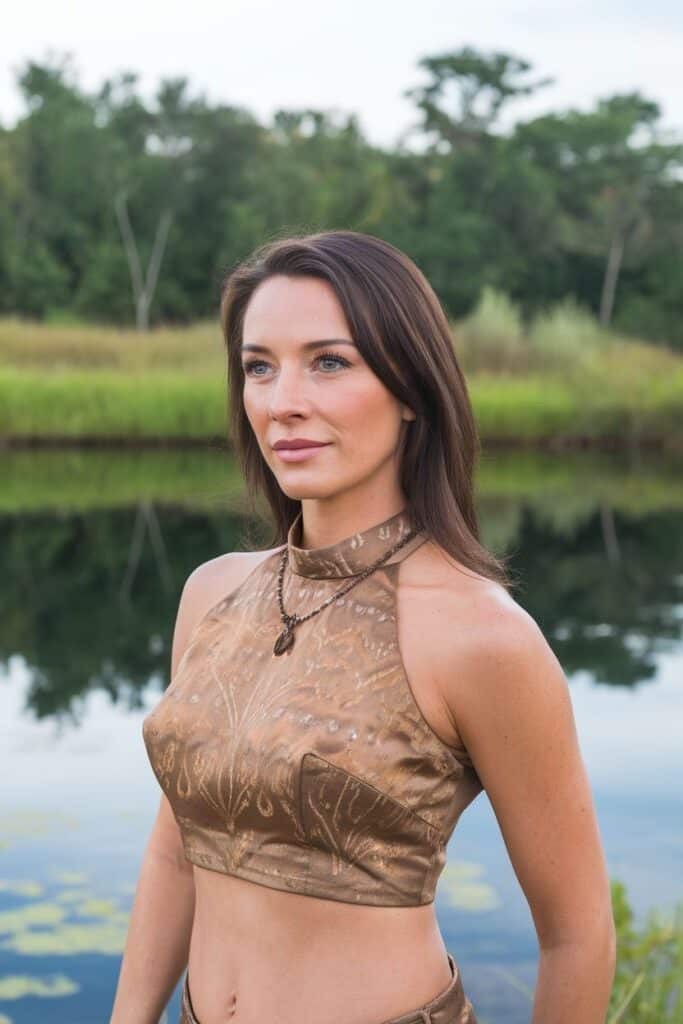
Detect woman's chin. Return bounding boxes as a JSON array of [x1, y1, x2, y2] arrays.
[[276, 476, 342, 502]]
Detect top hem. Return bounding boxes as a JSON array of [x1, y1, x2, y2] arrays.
[[182, 845, 436, 908]]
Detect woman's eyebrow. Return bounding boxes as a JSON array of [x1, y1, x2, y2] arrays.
[[241, 339, 356, 353]]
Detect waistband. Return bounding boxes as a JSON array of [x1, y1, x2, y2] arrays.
[[179, 951, 477, 1024]]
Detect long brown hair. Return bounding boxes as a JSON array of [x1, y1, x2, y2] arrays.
[[220, 228, 512, 590]]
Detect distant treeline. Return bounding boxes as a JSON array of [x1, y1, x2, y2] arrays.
[[1, 47, 682, 347]]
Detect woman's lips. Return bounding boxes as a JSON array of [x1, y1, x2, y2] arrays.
[[274, 443, 332, 462]]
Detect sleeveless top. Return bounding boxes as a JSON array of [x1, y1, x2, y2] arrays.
[[142, 507, 484, 907]]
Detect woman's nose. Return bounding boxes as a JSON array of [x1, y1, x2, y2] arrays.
[[267, 366, 309, 418]]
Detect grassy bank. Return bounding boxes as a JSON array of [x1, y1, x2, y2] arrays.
[[1, 300, 681, 449]]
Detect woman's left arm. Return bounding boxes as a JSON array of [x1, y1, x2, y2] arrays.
[[443, 592, 617, 1023]]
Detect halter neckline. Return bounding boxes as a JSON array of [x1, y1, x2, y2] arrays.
[[286, 507, 427, 579]]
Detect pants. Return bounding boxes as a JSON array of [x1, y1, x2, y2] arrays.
[[179, 951, 477, 1024]]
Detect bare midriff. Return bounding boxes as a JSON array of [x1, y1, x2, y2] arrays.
[[187, 868, 453, 1024]]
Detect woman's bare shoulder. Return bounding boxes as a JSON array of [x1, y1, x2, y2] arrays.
[[407, 547, 608, 948], [185, 545, 285, 620], [170, 544, 285, 676], [401, 537, 527, 638], [399, 538, 556, 734]]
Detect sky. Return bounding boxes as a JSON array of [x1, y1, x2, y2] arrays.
[[2, 0, 682, 147]]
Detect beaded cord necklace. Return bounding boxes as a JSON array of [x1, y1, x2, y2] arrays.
[[272, 524, 419, 656]]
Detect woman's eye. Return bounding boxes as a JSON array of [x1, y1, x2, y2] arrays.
[[315, 353, 351, 371], [242, 353, 351, 377], [242, 360, 268, 376]]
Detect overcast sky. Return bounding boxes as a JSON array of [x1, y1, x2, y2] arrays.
[[2, 0, 682, 147]]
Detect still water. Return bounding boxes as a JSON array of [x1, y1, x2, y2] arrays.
[[1, 447, 682, 1024]]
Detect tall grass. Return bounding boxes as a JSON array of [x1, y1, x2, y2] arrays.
[[452, 291, 683, 446], [0, 316, 223, 372], [608, 881, 683, 1023], [1, 304, 681, 448], [0, 367, 225, 440]]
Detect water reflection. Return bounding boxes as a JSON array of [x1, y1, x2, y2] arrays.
[[1, 447, 682, 1024], [2, 451, 681, 722]]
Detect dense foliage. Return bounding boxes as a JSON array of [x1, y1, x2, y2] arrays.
[[1, 47, 681, 347]]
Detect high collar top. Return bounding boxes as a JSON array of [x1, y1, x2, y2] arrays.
[[286, 507, 429, 580], [142, 498, 484, 911]]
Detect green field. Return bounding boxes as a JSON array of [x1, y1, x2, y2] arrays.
[[1, 308, 681, 449]]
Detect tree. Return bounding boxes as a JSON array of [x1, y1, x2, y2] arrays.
[[402, 46, 552, 152], [9, 55, 117, 313], [1, 51, 681, 340], [398, 48, 559, 316], [114, 191, 173, 331], [513, 93, 683, 326]]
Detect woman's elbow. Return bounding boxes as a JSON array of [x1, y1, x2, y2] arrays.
[[538, 894, 617, 959]]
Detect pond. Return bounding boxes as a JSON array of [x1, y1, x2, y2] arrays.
[[1, 446, 682, 1024]]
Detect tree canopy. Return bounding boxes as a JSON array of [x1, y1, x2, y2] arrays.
[[1, 48, 681, 348]]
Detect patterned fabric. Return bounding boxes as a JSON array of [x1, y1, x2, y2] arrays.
[[142, 507, 483, 907]]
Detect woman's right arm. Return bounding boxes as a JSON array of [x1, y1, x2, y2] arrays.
[[109, 795, 196, 1024], [110, 553, 258, 1024]]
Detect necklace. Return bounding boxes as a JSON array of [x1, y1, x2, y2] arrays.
[[273, 524, 419, 656]]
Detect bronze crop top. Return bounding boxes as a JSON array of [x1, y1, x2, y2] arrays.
[[142, 508, 483, 907]]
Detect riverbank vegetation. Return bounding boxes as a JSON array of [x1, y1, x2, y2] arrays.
[[607, 882, 683, 1023], [1, 292, 681, 448]]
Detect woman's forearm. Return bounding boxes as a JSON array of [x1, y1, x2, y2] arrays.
[[110, 845, 196, 1024], [532, 926, 616, 1024]]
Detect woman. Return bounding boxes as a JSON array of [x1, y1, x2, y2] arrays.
[[111, 230, 616, 1024]]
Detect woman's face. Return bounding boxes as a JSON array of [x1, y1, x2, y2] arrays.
[[240, 274, 415, 503]]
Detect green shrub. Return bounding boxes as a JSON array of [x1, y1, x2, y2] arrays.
[[456, 290, 619, 376], [608, 879, 683, 1023], [527, 296, 612, 372], [43, 307, 88, 327], [456, 286, 529, 374]]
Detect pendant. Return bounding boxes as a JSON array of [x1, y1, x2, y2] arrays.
[[273, 624, 295, 656]]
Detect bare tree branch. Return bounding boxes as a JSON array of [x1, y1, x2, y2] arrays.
[[115, 190, 144, 302], [115, 190, 173, 330]]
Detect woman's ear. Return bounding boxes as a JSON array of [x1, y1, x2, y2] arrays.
[[401, 404, 417, 422]]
